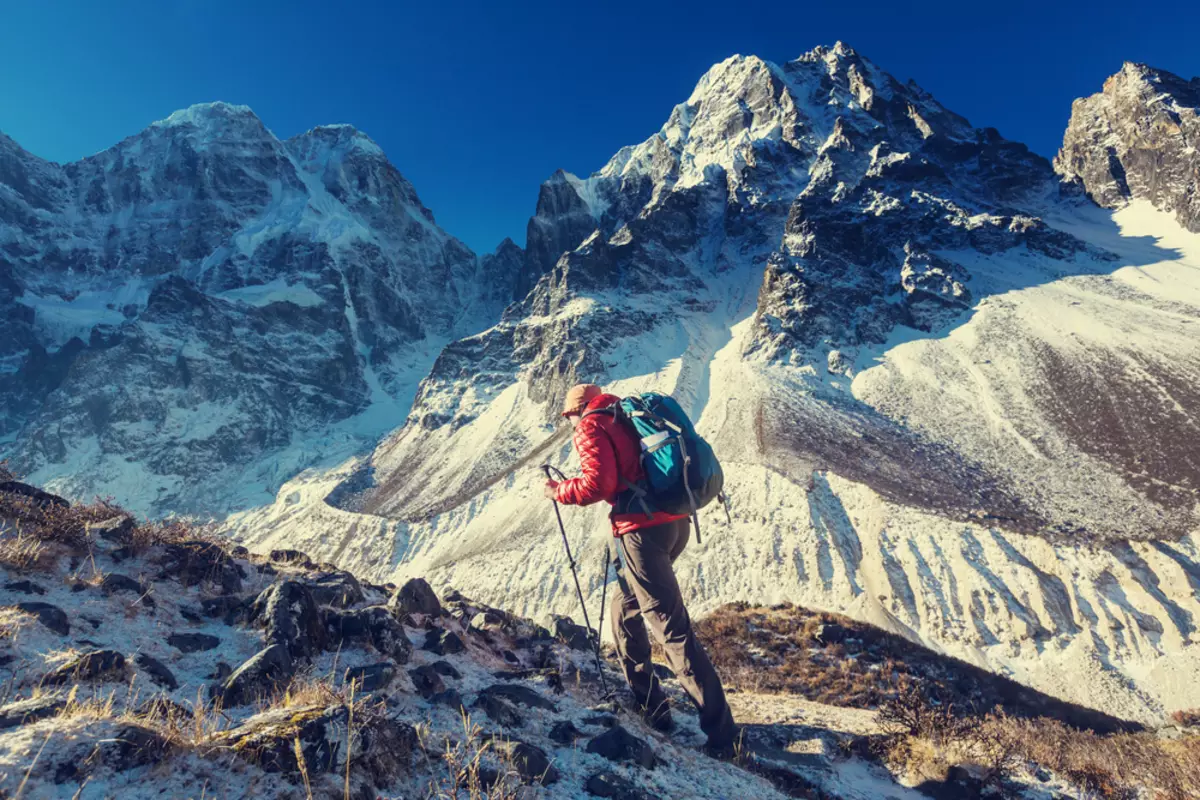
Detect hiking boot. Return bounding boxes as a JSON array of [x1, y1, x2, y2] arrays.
[[645, 711, 675, 734], [702, 725, 742, 760], [702, 738, 738, 760]]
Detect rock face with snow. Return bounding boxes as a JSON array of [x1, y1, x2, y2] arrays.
[[236, 46, 1200, 726], [6, 48, 1200, 729], [1057, 61, 1200, 231], [0, 104, 516, 516]]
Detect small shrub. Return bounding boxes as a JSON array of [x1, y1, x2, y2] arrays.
[[0, 607, 37, 640], [1171, 708, 1200, 728], [0, 528, 48, 571]]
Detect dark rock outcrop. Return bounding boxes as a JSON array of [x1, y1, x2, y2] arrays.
[[490, 738, 559, 786], [0, 694, 66, 730], [13, 601, 69, 635], [214, 644, 294, 706], [326, 605, 412, 663], [344, 662, 396, 693], [251, 580, 326, 659], [134, 653, 179, 690], [586, 770, 652, 799], [586, 725, 656, 769], [309, 570, 364, 608], [168, 632, 221, 653], [158, 541, 243, 594], [45, 649, 127, 685], [389, 577, 442, 617], [423, 627, 465, 656]]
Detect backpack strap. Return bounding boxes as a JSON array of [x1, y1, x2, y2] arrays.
[[581, 404, 655, 519]]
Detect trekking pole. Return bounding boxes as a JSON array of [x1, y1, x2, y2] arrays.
[[542, 464, 612, 699]]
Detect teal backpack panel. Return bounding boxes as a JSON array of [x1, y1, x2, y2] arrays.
[[618, 392, 724, 516]]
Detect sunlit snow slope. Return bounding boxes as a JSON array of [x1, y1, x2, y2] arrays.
[[235, 48, 1200, 724]]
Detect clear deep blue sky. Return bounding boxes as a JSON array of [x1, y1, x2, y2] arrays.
[[3, 0, 1197, 254]]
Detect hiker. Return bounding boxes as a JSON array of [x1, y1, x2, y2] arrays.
[[543, 383, 737, 754]]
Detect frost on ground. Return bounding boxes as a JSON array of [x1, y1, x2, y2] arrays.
[[5, 482, 1197, 799]]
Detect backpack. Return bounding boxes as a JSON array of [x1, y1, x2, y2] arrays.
[[585, 391, 727, 542]]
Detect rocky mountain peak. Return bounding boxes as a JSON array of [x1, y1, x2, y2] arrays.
[[1057, 61, 1200, 230]]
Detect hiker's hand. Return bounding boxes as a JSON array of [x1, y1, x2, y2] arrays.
[[543, 480, 559, 499]]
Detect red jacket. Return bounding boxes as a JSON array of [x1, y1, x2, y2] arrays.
[[554, 393, 688, 536]]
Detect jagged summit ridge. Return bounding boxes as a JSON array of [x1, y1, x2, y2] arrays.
[[0, 102, 519, 516], [1056, 60, 1200, 230]]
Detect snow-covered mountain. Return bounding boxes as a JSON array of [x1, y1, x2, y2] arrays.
[[5, 47, 1200, 727], [233, 47, 1200, 725], [0, 103, 518, 515]]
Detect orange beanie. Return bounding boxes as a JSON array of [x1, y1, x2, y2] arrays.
[[561, 383, 602, 417]]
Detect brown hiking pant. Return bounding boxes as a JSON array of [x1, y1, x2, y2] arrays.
[[609, 518, 736, 745]]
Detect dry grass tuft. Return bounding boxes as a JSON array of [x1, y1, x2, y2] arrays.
[[878, 684, 1200, 800], [131, 518, 221, 551], [419, 712, 524, 800], [0, 528, 49, 572], [0, 607, 36, 640], [698, 603, 1134, 734]]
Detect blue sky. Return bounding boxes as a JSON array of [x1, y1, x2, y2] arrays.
[[2, 0, 1197, 254]]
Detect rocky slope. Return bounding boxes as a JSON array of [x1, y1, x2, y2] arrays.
[[0, 104, 516, 517], [234, 47, 1200, 728], [6, 481, 1196, 799], [5, 46, 1200, 734], [1057, 61, 1200, 231]]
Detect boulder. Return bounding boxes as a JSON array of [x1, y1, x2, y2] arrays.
[[251, 580, 326, 659], [478, 684, 557, 711], [389, 577, 442, 617], [327, 606, 412, 663], [88, 516, 135, 544], [408, 665, 446, 699], [45, 649, 127, 685], [158, 540, 243, 593], [201, 594, 249, 624], [100, 573, 154, 606], [4, 579, 46, 595], [469, 609, 507, 632], [490, 738, 558, 786], [344, 662, 396, 693], [431, 660, 462, 679], [585, 771, 651, 799], [100, 572, 145, 594], [549, 720, 582, 745], [430, 688, 466, 711], [553, 616, 593, 651], [168, 632, 221, 653], [423, 627, 465, 656], [582, 713, 619, 729], [214, 703, 414, 784], [0, 694, 66, 730], [13, 601, 69, 635], [213, 644, 294, 706], [0, 481, 67, 508], [50, 721, 169, 784], [269, 548, 315, 568], [474, 692, 523, 728], [309, 570, 365, 608], [585, 726, 656, 769], [813, 622, 850, 645], [134, 653, 179, 690]]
